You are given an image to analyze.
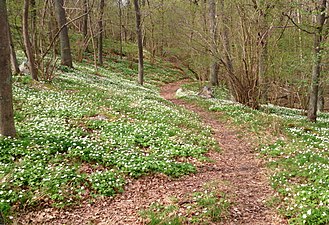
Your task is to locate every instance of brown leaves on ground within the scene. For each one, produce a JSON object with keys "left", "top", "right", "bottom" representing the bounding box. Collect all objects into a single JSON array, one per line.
[{"left": 16, "top": 80, "right": 287, "bottom": 225}]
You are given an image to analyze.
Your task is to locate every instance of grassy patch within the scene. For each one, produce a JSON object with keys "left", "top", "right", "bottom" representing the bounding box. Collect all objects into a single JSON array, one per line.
[{"left": 140, "top": 181, "right": 229, "bottom": 224}]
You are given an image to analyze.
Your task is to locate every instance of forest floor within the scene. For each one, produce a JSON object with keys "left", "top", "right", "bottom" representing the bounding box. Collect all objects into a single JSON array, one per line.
[{"left": 18, "top": 80, "right": 287, "bottom": 225}]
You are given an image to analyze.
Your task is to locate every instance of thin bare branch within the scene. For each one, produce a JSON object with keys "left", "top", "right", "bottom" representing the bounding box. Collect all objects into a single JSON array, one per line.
[
  {"left": 42, "top": 0, "right": 95, "bottom": 59},
  {"left": 283, "top": 12, "right": 315, "bottom": 35}
]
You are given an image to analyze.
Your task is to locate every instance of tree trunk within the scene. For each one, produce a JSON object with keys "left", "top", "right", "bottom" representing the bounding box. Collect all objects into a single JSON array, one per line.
[
  {"left": 317, "top": 86, "right": 324, "bottom": 112},
  {"left": 189, "top": 0, "right": 196, "bottom": 61},
  {"left": 23, "top": 0, "right": 38, "bottom": 81},
  {"left": 54, "top": 0, "right": 73, "bottom": 67},
  {"left": 83, "top": 0, "right": 88, "bottom": 39},
  {"left": 209, "top": 0, "right": 219, "bottom": 86},
  {"left": 146, "top": 0, "right": 156, "bottom": 64},
  {"left": 31, "top": 0, "right": 38, "bottom": 53},
  {"left": 118, "top": 0, "right": 123, "bottom": 59},
  {"left": 133, "top": 0, "right": 144, "bottom": 85},
  {"left": 296, "top": 0, "right": 303, "bottom": 62},
  {"left": 83, "top": 0, "right": 89, "bottom": 52},
  {"left": 48, "top": 0, "right": 59, "bottom": 56},
  {"left": 202, "top": 0, "right": 208, "bottom": 82},
  {"left": 307, "top": 0, "right": 327, "bottom": 122},
  {"left": 258, "top": 40, "right": 268, "bottom": 102},
  {"left": 159, "top": 0, "right": 164, "bottom": 55},
  {"left": 98, "top": 0, "right": 105, "bottom": 65},
  {"left": 257, "top": 4, "right": 269, "bottom": 103},
  {"left": 0, "top": 0, "right": 16, "bottom": 137},
  {"left": 8, "top": 22, "right": 20, "bottom": 74},
  {"left": 219, "top": 0, "right": 236, "bottom": 98}
]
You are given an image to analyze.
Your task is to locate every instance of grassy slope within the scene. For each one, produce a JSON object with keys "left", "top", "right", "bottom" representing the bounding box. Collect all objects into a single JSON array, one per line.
[
  {"left": 1, "top": 45, "right": 328, "bottom": 224},
  {"left": 180, "top": 83, "right": 329, "bottom": 225},
  {"left": 0, "top": 58, "right": 217, "bottom": 220}
]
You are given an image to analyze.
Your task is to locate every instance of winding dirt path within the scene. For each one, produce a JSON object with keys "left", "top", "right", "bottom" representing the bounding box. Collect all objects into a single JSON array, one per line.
[
  {"left": 161, "top": 80, "right": 287, "bottom": 225},
  {"left": 18, "top": 80, "right": 286, "bottom": 225}
]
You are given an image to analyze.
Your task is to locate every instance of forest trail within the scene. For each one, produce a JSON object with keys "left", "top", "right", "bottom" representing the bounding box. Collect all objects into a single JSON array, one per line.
[
  {"left": 160, "top": 80, "right": 287, "bottom": 225},
  {"left": 18, "top": 80, "right": 287, "bottom": 225}
]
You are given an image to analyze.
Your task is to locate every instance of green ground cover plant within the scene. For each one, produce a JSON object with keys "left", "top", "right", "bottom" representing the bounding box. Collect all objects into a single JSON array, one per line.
[
  {"left": 179, "top": 85, "right": 329, "bottom": 225},
  {"left": 0, "top": 61, "right": 216, "bottom": 221},
  {"left": 140, "top": 182, "right": 229, "bottom": 224}
]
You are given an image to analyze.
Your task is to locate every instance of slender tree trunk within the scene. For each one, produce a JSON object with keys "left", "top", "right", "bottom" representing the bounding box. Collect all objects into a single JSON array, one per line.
[
  {"left": 123, "top": 3, "right": 129, "bottom": 42},
  {"left": 209, "top": 0, "right": 219, "bottom": 86},
  {"left": 23, "top": 0, "right": 38, "bottom": 81},
  {"left": 258, "top": 40, "right": 268, "bottom": 101},
  {"left": 83, "top": 0, "right": 88, "bottom": 39},
  {"left": 0, "top": 0, "right": 16, "bottom": 137},
  {"left": 49, "top": 17, "right": 59, "bottom": 56},
  {"left": 133, "top": 0, "right": 144, "bottom": 85},
  {"left": 219, "top": 0, "right": 235, "bottom": 95},
  {"left": 47, "top": 0, "right": 58, "bottom": 56},
  {"left": 202, "top": 0, "right": 208, "bottom": 82},
  {"left": 118, "top": 0, "right": 123, "bottom": 59},
  {"left": 83, "top": 0, "right": 89, "bottom": 52},
  {"left": 89, "top": 15, "right": 98, "bottom": 70},
  {"left": 189, "top": 0, "right": 196, "bottom": 61},
  {"left": 8, "top": 22, "right": 20, "bottom": 74},
  {"left": 296, "top": 1, "right": 303, "bottom": 62},
  {"left": 31, "top": 0, "right": 38, "bottom": 53},
  {"left": 54, "top": 0, "right": 73, "bottom": 67},
  {"left": 128, "top": 2, "right": 134, "bottom": 42},
  {"left": 146, "top": 0, "right": 156, "bottom": 64},
  {"left": 307, "top": 0, "right": 327, "bottom": 122},
  {"left": 160, "top": 0, "right": 164, "bottom": 55},
  {"left": 257, "top": 4, "right": 269, "bottom": 102},
  {"left": 317, "top": 86, "right": 324, "bottom": 112},
  {"left": 98, "top": 0, "right": 105, "bottom": 65}
]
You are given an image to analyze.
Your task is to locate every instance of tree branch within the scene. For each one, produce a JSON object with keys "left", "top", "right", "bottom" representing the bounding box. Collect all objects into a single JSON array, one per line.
[
  {"left": 42, "top": 0, "right": 95, "bottom": 59},
  {"left": 283, "top": 12, "right": 315, "bottom": 35}
]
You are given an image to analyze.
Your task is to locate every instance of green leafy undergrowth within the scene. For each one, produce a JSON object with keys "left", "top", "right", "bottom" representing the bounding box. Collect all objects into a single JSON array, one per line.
[
  {"left": 0, "top": 61, "right": 217, "bottom": 219},
  {"left": 180, "top": 83, "right": 285, "bottom": 137},
  {"left": 177, "top": 86, "right": 329, "bottom": 224},
  {"left": 140, "top": 181, "right": 229, "bottom": 224},
  {"left": 104, "top": 59, "right": 187, "bottom": 87},
  {"left": 85, "top": 37, "right": 189, "bottom": 87},
  {"left": 260, "top": 109, "right": 329, "bottom": 225}
]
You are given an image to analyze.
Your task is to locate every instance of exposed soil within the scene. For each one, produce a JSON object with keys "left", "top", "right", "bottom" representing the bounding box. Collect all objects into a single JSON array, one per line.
[
  {"left": 17, "top": 80, "right": 287, "bottom": 225},
  {"left": 160, "top": 80, "right": 287, "bottom": 225}
]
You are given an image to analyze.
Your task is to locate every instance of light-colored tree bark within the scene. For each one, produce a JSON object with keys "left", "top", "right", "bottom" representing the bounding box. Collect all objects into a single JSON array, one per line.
[
  {"left": 317, "top": 86, "right": 324, "bottom": 112},
  {"left": 133, "top": 0, "right": 144, "bottom": 85},
  {"left": 118, "top": 0, "right": 123, "bottom": 59},
  {"left": 0, "top": 0, "right": 16, "bottom": 137},
  {"left": 253, "top": 0, "right": 271, "bottom": 102},
  {"left": 54, "top": 0, "right": 73, "bottom": 67},
  {"left": 209, "top": 0, "right": 219, "bottom": 86},
  {"left": 145, "top": 0, "right": 156, "bottom": 64},
  {"left": 307, "top": 0, "right": 327, "bottom": 122},
  {"left": 88, "top": 13, "right": 98, "bottom": 70},
  {"left": 98, "top": 0, "right": 105, "bottom": 65},
  {"left": 23, "top": 0, "right": 39, "bottom": 81},
  {"left": 8, "top": 22, "right": 20, "bottom": 74}
]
